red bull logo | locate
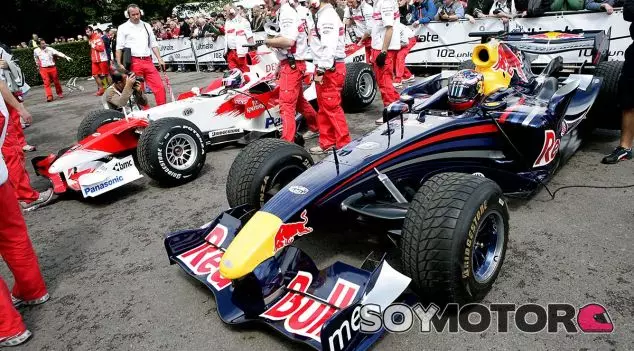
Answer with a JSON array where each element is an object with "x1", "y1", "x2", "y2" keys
[
  {"x1": 528, "y1": 32, "x2": 583, "y2": 40},
  {"x1": 274, "y1": 210, "x2": 313, "y2": 252},
  {"x1": 177, "y1": 224, "x2": 232, "y2": 291},
  {"x1": 492, "y1": 43, "x2": 529, "y2": 83}
]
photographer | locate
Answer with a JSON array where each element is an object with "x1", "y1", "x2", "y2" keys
[{"x1": 104, "y1": 71, "x2": 149, "y2": 112}]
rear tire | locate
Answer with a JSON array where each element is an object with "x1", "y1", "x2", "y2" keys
[
  {"x1": 400, "y1": 173, "x2": 509, "y2": 304},
  {"x1": 77, "y1": 110, "x2": 124, "y2": 141},
  {"x1": 342, "y1": 62, "x2": 376, "y2": 112},
  {"x1": 588, "y1": 61, "x2": 623, "y2": 130},
  {"x1": 226, "y1": 139, "x2": 313, "y2": 209},
  {"x1": 136, "y1": 118, "x2": 206, "y2": 185}
]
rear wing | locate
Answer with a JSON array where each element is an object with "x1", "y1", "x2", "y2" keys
[{"x1": 470, "y1": 28, "x2": 611, "y2": 65}]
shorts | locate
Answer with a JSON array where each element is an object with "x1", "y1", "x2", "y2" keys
[
  {"x1": 619, "y1": 45, "x2": 634, "y2": 110},
  {"x1": 91, "y1": 61, "x2": 110, "y2": 76}
]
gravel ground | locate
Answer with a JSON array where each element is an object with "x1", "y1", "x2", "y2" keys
[{"x1": 1, "y1": 71, "x2": 632, "y2": 350}]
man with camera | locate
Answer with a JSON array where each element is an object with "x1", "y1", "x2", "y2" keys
[
  {"x1": 116, "y1": 4, "x2": 167, "y2": 106},
  {"x1": 104, "y1": 71, "x2": 149, "y2": 112}
]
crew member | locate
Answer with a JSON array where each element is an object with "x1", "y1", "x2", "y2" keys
[
  {"x1": 223, "y1": 4, "x2": 255, "y2": 73},
  {"x1": 394, "y1": 23, "x2": 416, "y2": 87},
  {"x1": 86, "y1": 26, "x2": 111, "y2": 96},
  {"x1": 263, "y1": 0, "x2": 319, "y2": 143},
  {"x1": 0, "y1": 80, "x2": 49, "y2": 348},
  {"x1": 33, "y1": 40, "x2": 72, "y2": 102},
  {"x1": 371, "y1": 0, "x2": 401, "y2": 123},
  {"x1": 116, "y1": 4, "x2": 167, "y2": 106},
  {"x1": 343, "y1": 0, "x2": 373, "y2": 63},
  {"x1": 308, "y1": 0, "x2": 351, "y2": 154},
  {"x1": 104, "y1": 71, "x2": 149, "y2": 112}
]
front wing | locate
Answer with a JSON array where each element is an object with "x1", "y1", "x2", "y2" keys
[{"x1": 165, "y1": 206, "x2": 411, "y2": 351}]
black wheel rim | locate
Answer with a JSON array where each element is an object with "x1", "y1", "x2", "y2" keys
[
  {"x1": 263, "y1": 164, "x2": 306, "y2": 203},
  {"x1": 472, "y1": 210, "x2": 505, "y2": 284}
]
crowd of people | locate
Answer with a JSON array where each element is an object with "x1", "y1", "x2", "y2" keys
[{"x1": 0, "y1": 0, "x2": 632, "y2": 346}]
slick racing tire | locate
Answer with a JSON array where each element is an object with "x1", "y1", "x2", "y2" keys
[
  {"x1": 136, "y1": 118, "x2": 206, "y2": 185},
  {"x1": 342, "y1": 62, "x2": 376, "y2": 112},
  {"x1": 226, "y1": 139, "x2": 313, "y2": 209},
  {"x1": 588, "y1": 61, "x2": 623, "y2": 130},
  {"x1": 77, "y1": 110, "x2": 125, "y2": 141},
  {"x1": 400, "y1": 172, "x2": 509, "y2": 304}
]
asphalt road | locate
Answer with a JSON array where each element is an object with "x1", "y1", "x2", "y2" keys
[{"x1": 2, "y1": 72, "x2": 632, "y2": 350}]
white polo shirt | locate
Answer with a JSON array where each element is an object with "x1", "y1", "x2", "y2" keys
[
  {"x1": 116, "y1": 20, "x2": 159, "y2": 57},
  {"x1": 371, "y1": 0, "x2": 402, "y2": 51},
  {"x1": 0, "y1": 80, "x2": 9, "y2": 185}
]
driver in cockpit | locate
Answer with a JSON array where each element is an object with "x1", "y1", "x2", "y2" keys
[{"x1": 447, "y1": 69, "x2": 485, "y2": 113}]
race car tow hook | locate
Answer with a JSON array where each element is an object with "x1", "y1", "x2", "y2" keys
[{"x1": 374, "y1": 168, "x2": 408, "y2": 204}]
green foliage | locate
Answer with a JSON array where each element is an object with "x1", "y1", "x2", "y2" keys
[{"x1": 13, "y1": 42, "x2": 93, "y2": 86}]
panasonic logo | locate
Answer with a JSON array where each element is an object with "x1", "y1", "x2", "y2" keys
[{"x1": 83, "y1": 176, "x2": 124, "y2": 195}]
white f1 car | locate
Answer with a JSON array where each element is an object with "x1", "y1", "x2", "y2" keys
[{"x1": 32, "y1": 44, "x2": 377, "y2": 198}]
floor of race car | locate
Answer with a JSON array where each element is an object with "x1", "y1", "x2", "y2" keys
[{"x1": 2, "y1": 72, "x2": 632, "y2": 350}]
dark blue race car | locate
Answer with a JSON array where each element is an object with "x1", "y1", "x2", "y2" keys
[{"x1": 164, "y1": 29, "x2": 620, "y2": 351}]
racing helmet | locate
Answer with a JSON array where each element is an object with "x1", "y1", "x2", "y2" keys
[
  {"x1": 447, "y1": 69, "x2": 484, "y2": 111},
  {"x1": 222, "y1": 68, "x2": 244, "y2": 89}
]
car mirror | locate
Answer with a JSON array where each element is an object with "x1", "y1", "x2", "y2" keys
[
  {"x1": 400, "y1": 94, "x2": 415, "y2": 109},
  {"x1": 383, "y1": 102, "x2": 410, "y2": 121}
]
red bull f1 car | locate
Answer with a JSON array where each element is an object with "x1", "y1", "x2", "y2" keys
[
  {"x1": 164, "y1": 29, "x2": 619, "y2": 350},
  {"x1": 31, "y1": 44, "x2": 376, "y2": 198}
]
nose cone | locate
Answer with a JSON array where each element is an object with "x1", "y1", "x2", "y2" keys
[{"x1": 219, "y1": 211, "x2": 282, "y2": 280}]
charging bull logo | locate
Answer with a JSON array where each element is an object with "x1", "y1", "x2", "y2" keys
[
  {"x1": 492, "y1": 44, "x2": 529, "y2": 83},
  {"x1": 260, "y1": 271, "x2": 359, "y2": 341},
  {"x1": 274, "y1": 210, "x2": 313, "y2": 252},
  {"x1": 176, "y1": 224, "x2": 232, "y2": 291},
  {"x1": 528, "y1": 32, "x2": 584, "y2": 40}
]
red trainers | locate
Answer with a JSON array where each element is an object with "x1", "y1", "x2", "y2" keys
[{"x1": 94, "y1": 88, "x2": 105, "y2": 96}]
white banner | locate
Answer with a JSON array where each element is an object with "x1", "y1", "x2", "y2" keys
[{"x1": 155, "y1": 10, "x2": 631, "y2": 66}]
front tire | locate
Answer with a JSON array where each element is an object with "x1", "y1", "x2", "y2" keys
[
  {"x1": 136, "y1": 118, "x2": 206, "y2": 185},
  {"x1": 77, "y1": 110, "x2": 124, "y2": 141},
  {"x1": 342, "y1": 62, "x2": 376, "y2": 112},
  {"x1": 400, "y1": 173, "x2": 509, "y2": 304},
  {"x1": 226, "y1": 139, "x2": 313, "y2": 209},
  {"x1": 588, "y1": 61, "x2": 623, "y2": 130}
]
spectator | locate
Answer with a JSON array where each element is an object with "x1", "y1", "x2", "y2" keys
[
  {"x1": 116, "y1": 4, "x2": 167, "y2": 106},
  {"x1": 0, "y1": 82, "x2": 50, "y2": 348},
  {"x1": 411, "y1": 0, "x2": 437, "y2": 26},
  {"x1": 169, "y1": 20, "x2": 181, "y2": 37},
  {"x1": 180, "y1": 17, "x2": 193, "y2": 38},
  {"x1": 490, "y1": 0, "x2": 517, "y2": 21},
  {"x1": 399, "y1": 0, "x2": 414, "y2": 24},
  {"x1": 584, "y1": 0, "x2": 615, "y2": 12},
  {"x1": 33, "y1": 40, "x2": 71, "y2": 102},
  {"x1": 602, "y1": 0, "x2": 633, "y2": 163},
  {"x1": 28, "y1": 34, "x2": 38, "y2": 49},
  {"x1": 251, "y1": 5, "x2": 267, "y2": 32},
  {"x1": 100, "y1": 29, "x2": 112, "y2": 63},
  {"x1": 108, "y1": 29, "x2": 117, "y2": 61},
  {"x1": 515, "y1": 0, "x2": 551, "y2": 15},
  {"x1": 105, "y1": 71, "x2": 149, "y2": 111},
  {"x1": 435, "y1": 0, "x2": 465, "y2": 21},
  {"x1": 19, "y1": 43, "x2": 28, "y2": 49},
  {"x1": 465, "y1": 0, "x2": 493, "y2": 22}
]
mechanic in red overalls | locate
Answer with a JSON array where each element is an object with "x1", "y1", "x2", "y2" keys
[
  {"x1": 86, "y1": 26, "x2": 111, "y2": 96},
  {"x1": 0, "y1": 80, "x2": 49, "y2": 347},
  {"x1": 343, "y1": 0, "x2": 374, "y2": 64},
  {"x1": 0, "y1": 76, "x2": 53, "y2": 212},
  {"x1": 371, "y1": 0, "x2": 401, "y2": 124},
  {"x1": 264, "y1": 0, "x2": 319, "y2": 143},
  {"x1": 393, "y1": 23, "x2": 416, "y2": 88},
  {"x1": 223, "y1": 4, "x2": 255, "y2": 73},
  {"x1": 32, "y1": 40, "x2": 72, "y2": 102},
  {"x1": 308, "y1": 0, "x2": 351, "y2": 154}
]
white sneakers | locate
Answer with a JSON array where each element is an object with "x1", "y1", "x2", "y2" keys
[
  {"x1": 0, "y1": 330, "x2": 32, "y2": 347},
  {"x1": 11, "y1": 293, "x2": 50, "y2": 307},
  {"x1": 302, "y1": 130, "x2": 319, "y2": 140},
  {"x1": 309, "y1": 146, "x2": 333, "y2": 155},
  {"x1": 20, "y1": 188, "x2": 54, "y2": 212}
]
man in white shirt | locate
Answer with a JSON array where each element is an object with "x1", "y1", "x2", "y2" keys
[
  {"x1": 0, "y1": 80, "x2": 50, "y2": 347},
  {"x1": 116, "y1": 4, "x2": 167, "y2": 106},
  {"x1": 223, "y1": 4, "x2": 255, "y2": 73},
  {"x1": 263, "y1": 0, "x2": 318, "y2": 144},
  {"x1": 307, "y1": 0, "x2": 351, "y2": 155},
  {"x1": 394, "y1": 23, "x2": 416, "y2": 88},
  {"x1": 33, "y1": 40, "x2": 71, "y2": 102},
  {"x1": 343, "y1": 0, "x2": 374, "y2": 63},
  {"x1": 371, "y1": 0, "x2": 401, "y2": 110}
]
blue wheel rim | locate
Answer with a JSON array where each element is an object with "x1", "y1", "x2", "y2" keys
[{"x1": 472, "y1": 211, "x2": 505, "y2": 283}]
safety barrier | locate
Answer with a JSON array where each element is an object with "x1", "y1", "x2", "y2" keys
[{"x1": 154, "y1": 9, "x2": 631, "y2": 69}]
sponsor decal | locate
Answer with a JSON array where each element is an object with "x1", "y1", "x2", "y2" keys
[
  {"x1": 112, "y1": 159, "x2": 133, "y2": 172},
  {"x1": 533, "y1": 130, "x2": 560, "y2": 168},
  {"x1": 356, "y1": 141, "x2": 380, "y2": 150},
  {"x1": 265, "y1": 116, "x2": 282, "y2": 129},
  {"x1": 183, "y1": 107, "x2": 194, "y2": 117},
  {"x1": 83, "y1": 176, "x2": 124, "y2": 195},
  {"x1": 245, "y1": 99, "x2": 266, "y2": 119},
  {"x1": 417, "y1": 32, "x2": 439, "y2": 43},
  {"x1": 462, "y1": 201, "x2": 488, "y2": 279},
  {"x1": 176, "y1": 224, "x2": 232, "y2": 291},
  {"x1": 274, "y1": 210, "x2": 313, "y2": 252},
  {"x1": 472, "y1": 172, "x2": 485, "y2": 178},
  {"x1": 209, "y1": 128, "x2": 243, "y2": 138},
  {"x1": 527, "y1": 32, "x2": 584, "y2": 40},
  {"x1": 560, "y1": 121, "x2": 568, "y2": 136},
  {"x1": 288, "y1": 185, "x2": 309, "y2": 195},
  {"x1": 260, "y1": 271, "x2": 360, "y2": 341}
]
